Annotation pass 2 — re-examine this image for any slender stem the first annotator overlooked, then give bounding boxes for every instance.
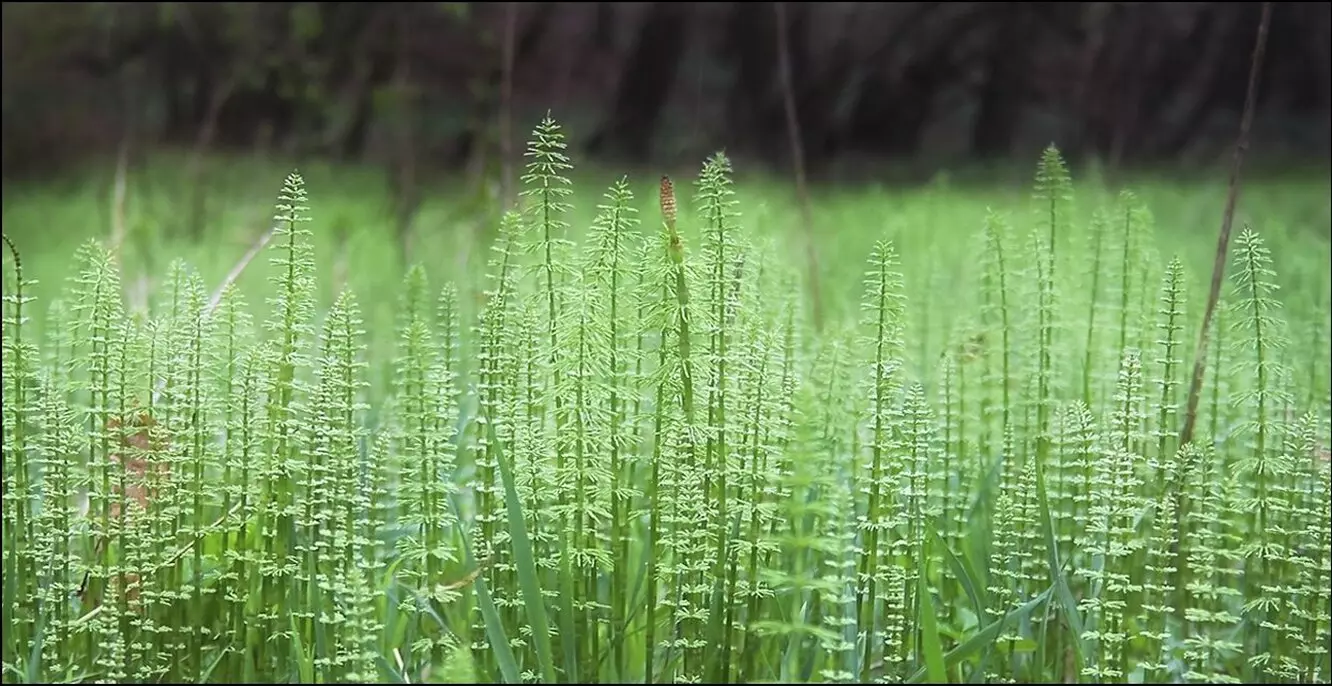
[1179,0,1272,448]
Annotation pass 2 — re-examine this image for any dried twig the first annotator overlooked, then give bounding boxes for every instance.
[1178,1,1272,449]
[441,553,496,593]
[144,219,277,405]
[79,501,245,604]
[204,222,277,318]
[109,137,129,260]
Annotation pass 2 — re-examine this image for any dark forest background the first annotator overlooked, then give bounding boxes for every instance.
[2,1,1329,186]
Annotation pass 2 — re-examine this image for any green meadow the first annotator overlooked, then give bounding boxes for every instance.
[2,117,1329,684]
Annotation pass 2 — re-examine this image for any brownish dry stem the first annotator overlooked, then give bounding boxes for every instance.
[81,411,169,610]
[1178,0,1272,449]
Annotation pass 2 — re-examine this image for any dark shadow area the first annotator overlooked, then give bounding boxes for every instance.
[2,2,1328,184]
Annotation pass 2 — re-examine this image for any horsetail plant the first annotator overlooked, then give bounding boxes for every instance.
[855,239,906,684]
[3,118,1329,686]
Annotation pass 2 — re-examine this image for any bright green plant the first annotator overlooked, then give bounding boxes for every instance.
[2,119,1329,686]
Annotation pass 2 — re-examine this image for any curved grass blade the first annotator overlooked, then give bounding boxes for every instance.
[906,587,1053,684]
[199,648,228,684]
[449,494,522,684]
[488,421,558,684]
[600,540,652,676]
[377,655,409,684]
[918,548,948,684]
[929,525,986,623]
[1034,459,1088,677]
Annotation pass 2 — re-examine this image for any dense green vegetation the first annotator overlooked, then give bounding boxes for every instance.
[2,117,1329,684]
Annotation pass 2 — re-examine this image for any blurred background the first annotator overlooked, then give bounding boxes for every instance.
[3,1,1328,184]
[1,2,1328,322]
[0,0,1328,405]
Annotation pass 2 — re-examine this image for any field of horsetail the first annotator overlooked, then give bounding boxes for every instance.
[2,117,1329,684]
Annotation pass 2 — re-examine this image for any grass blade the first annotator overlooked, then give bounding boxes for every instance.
[906,587,1053,684]
[377,655,409,684]
[488,421,558,684]
[918,548,948,684]
[448,493,522,684]
[199,648,228,684]
[1034,459,1088,677]
[930,524,987,623]
[554,527,580,683]
[289,614,314,684]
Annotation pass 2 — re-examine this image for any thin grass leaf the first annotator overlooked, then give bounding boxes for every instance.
[377,655,410,684]
[290,614,315,684]
[1034,458,1088,676]
[906,587,1054,684]
[199,649,228,684]
[449,497,521,685]
[930,524,987,623]
[918,552,949,684]
[488,421,558,684]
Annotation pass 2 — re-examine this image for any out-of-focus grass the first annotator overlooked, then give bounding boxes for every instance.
[3,138,1329,685]
[3,149,1328,366]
